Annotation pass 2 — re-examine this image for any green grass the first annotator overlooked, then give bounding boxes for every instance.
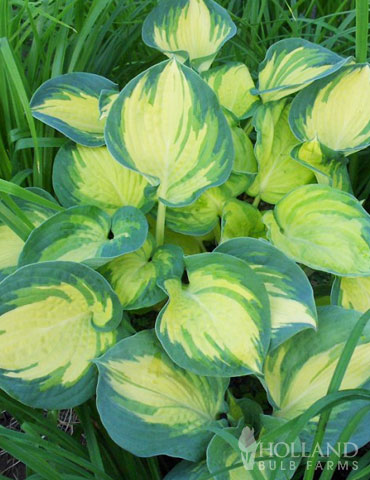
[0,1,369,478]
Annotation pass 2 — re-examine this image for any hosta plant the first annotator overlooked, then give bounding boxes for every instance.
[0,0,370,479]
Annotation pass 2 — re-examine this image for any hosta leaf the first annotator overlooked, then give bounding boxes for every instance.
[264,306,370,448]
[105,59,233,207]
[0,225,23,280]
[216,238,317,349]
[164,460,210,479]
[53,143,155,215]
[99,234,184,310]
[331,276,370,313]
[263,184,370,276]
[231,125,257,176]
[156,252,270,377]
[0,261,121,408]
[290,140,351,192]
[220,200,265,243]
[223,109,257,175]
[289,64,370,154]
[203,63,258,118]
[0,188,59,279]
[30,73,116,146]
[247,100,314,204]
[95,329,229,460]
[254,38,349,103]
[19,205,148,269]
[163,229,204,255]
[166,174,249,236]
[99,89,119,120]
[142,0,236,72]
[207,424,299,480]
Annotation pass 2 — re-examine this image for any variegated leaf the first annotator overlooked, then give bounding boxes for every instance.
[223,109,257,175]
[99,234,184,310]
[142,0,236,72]
[0,261,121,408]
[216,238,317,349]
[231,126,257,176]
[156,252,270,377]
[289,64,370,154]
[331,276,370,313]
[247,100,314,204]
[203,63,259,118]
[19,205,148,269]
[99,89,119,120]
[289,64,370,190]
[254,38,350,102]
[95,329,229,460]
[263,184,370,276]
[0,188,60,280]
[30,73,116,146]
[105,59,233,207]
[53,143,156,215]
[290,140,351,192]
[166,174,249,236]
[220,200,265,243]
[264,306,370,449]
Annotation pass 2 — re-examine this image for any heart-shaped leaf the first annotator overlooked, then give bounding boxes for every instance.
[156,252,270,377]
[19,205,148,268]
[0,261,121,408]
[31,73,116,146]
[142,0,236,72]
[105,59,233,207]
[253,38,350,102]
[53,143,155,215]
[95,329,229,460]
[99,234,184,310]
[289,64,370,190]
[263,184,370,276]
[203,63,258,118]
[216,237,317,349]
[289,64,370,154]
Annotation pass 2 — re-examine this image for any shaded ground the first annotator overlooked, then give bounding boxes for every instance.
[0,411,25,479]
[0,409,79,479]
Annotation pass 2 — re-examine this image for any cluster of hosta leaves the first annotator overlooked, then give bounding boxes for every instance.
[0,0,370,477]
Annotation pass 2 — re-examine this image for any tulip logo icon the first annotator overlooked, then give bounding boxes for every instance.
[238,426,258,470]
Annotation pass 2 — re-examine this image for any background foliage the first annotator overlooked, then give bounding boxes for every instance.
[1,0,369,199]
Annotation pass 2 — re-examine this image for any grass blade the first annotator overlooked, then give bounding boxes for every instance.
[304,309,370,480]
